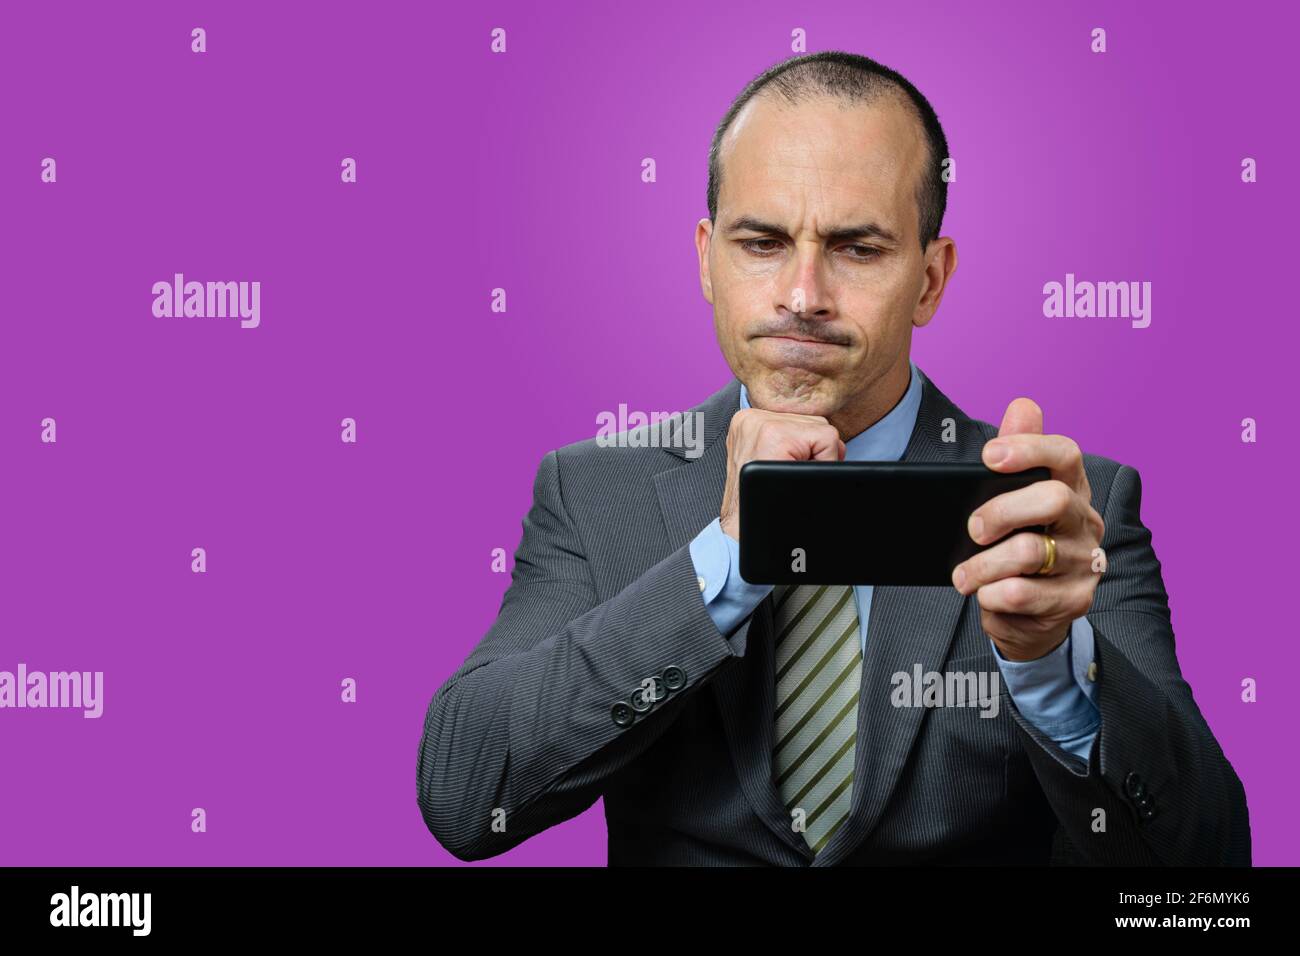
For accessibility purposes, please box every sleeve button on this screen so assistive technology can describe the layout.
[662,665,687,692]
[1124,772,1146,800]
[628,687,654,714]
[610,701,635,727]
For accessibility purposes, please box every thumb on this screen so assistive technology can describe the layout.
[998,397,1043,437]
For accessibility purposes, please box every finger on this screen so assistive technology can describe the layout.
[955,530,1067,594]
[983,432,1088,494]
[755,429,842,461]
[997,397,1043,438]
[809,437,843,461]
[979,609,1071,649]
[796,424,845,461]
[748,416,841,462]
[968,480,1081,545]
[755,433,841,461]
[973,575,1061,618]
[737,408,831,426]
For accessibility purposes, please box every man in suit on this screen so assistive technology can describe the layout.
[417,51,1250,865]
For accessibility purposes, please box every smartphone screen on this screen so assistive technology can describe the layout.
[738,461,1050,586]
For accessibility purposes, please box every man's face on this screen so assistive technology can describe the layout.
[696,92,955,432]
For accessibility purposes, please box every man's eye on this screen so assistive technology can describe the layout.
[843,244,880,260]
[741,239,783,255]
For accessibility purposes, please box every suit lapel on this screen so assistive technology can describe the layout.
[652,368,987,865]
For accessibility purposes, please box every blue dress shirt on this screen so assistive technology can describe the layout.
[688,359,1100,761]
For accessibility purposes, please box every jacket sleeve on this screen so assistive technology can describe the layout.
[1004,463,1251,865]
[416,448,754,861]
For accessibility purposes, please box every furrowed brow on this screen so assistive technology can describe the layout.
[723,216,787,236]
[821,222,900,245]
[723,216,898,245]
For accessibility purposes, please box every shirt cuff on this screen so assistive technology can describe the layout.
[991,618,1100,747]
[688,517,773,638]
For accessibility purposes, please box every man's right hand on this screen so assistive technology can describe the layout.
[718,408,846,542]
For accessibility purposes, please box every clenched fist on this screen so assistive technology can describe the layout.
[719,408,846,542]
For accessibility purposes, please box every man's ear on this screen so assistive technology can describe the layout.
[912,236,957,329]
[695,218,714,304]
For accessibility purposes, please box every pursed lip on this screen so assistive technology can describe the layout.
[760,334,843,346]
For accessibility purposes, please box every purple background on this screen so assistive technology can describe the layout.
[1,0,1295,866]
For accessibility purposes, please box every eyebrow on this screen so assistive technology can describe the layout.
[723,215,899,245]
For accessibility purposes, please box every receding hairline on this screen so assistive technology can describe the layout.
[712,85,933,227]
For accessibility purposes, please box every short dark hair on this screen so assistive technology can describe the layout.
[707,51,950,251]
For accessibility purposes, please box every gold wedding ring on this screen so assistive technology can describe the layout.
[1035,533,1057,575]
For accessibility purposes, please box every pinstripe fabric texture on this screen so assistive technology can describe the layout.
[416,365,1251,866]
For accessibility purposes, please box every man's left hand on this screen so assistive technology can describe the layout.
[951,397,1106,662]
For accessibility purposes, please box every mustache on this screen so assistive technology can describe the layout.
[751,320,853,347]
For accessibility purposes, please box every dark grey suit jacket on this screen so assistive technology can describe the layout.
[417,365,1251,865]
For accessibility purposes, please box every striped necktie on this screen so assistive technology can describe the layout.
[771,583,862,855]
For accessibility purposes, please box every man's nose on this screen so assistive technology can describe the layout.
[781,241,831,317]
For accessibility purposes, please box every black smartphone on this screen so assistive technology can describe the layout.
[738,461,1051,586]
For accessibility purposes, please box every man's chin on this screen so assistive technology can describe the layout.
[746,373,842,417]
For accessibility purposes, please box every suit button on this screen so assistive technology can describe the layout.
[1139,804,1158,822]
[645,676,667,703]
[662,665,687,692]
[629,687,654,714]
[1124,772,1145,800]
[610,701,635,727]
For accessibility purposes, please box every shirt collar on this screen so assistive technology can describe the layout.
[739,359,923,461]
